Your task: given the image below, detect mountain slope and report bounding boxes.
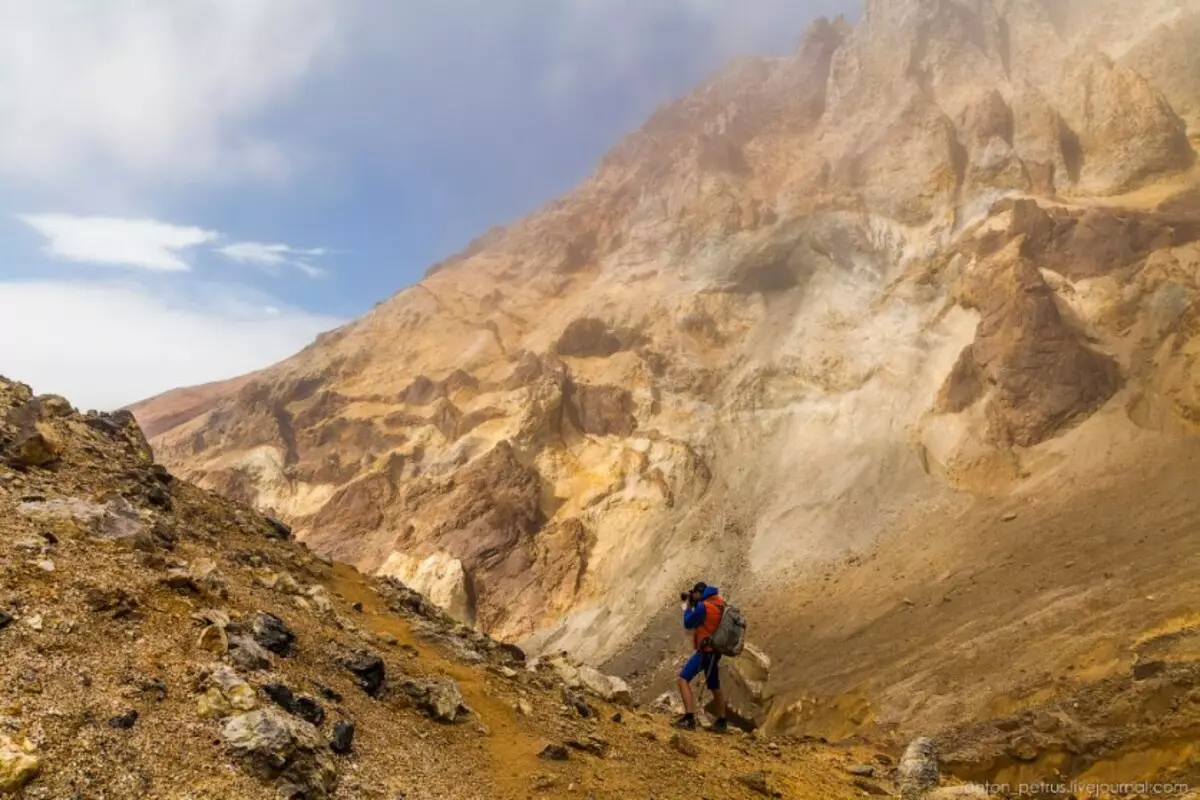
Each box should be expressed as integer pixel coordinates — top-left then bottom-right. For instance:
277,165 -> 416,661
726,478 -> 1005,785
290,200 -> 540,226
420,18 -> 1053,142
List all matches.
0,375 -> 905,799
133,0 -> 1200,771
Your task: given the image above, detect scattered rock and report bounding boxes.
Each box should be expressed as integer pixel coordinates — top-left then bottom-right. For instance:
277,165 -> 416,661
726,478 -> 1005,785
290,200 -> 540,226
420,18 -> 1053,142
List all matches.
736,771 -> 779,797
25,614 -> 43,632
37,395 -> 73,418
34,559 -> 54,572
561,687 -> 595,718
0,611 -> 12,631
107,709 -> 139,729
275,572 -> 303,596
263,683 -> 298,713
316,684 -> 343,703
228,634 -> 273,671
85,587 -> 138,619
0,735 -> 40,793
295,697 -> 326,728
650,692 -> 685,716
164,568 -> 199,593
855,778 -> 892,796
339,651 -> 386,698
222,709 -> 336,798
306,586 -> 334,614
261,682 -> 326,728
610,712 -> 623,724
530,772 -> 561,791
898,737 -> 939,800
197,666 -> 259,719
1002,511 -> 1018,522
251,612 -> 295,656
566,736 -> 610,758
538,744 -> 569,761
330,721 -> 355,755
10,427 -> 60,468
401,678 -> 466,723
669,733 -> 699,758
847,764 -> 876,777
516,699 -> 534,717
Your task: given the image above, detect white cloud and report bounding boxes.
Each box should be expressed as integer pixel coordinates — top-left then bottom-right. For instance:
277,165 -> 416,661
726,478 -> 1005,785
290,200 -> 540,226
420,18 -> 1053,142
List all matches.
216,241 -> 330,278
0,0 -> 345,190
18,213 -> 219,271
0,280 -> 343,410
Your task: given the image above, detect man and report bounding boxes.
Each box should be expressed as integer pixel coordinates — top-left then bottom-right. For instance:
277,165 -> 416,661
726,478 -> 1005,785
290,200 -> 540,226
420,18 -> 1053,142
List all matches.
674,582 -> 728,732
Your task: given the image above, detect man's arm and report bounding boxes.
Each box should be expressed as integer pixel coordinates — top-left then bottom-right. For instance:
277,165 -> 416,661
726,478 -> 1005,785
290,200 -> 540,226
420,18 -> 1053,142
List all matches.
683,602 -> 706,630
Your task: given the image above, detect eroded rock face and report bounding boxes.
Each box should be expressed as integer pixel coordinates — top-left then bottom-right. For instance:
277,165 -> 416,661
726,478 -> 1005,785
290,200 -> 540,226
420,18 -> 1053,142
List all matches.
378,550 -> 473,623
951,239 -> 1123,447
133,0 -> 1199,673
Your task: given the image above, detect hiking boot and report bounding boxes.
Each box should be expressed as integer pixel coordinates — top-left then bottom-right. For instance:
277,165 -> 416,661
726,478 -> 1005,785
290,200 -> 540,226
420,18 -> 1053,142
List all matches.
710,718 -> 729,734
672,714 -> 697,731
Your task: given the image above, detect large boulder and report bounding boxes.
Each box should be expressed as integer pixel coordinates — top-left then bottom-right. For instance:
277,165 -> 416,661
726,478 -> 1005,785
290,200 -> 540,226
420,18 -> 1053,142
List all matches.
222,709 -> 337,799
576,665 -> 633,706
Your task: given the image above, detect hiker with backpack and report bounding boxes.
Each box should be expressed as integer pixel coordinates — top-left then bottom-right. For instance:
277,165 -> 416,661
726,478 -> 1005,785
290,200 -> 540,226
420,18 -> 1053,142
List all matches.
673,581 -> 745,732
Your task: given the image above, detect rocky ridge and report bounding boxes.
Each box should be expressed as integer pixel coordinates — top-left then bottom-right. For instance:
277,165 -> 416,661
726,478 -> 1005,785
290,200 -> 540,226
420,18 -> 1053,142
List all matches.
129,0 -> 1200,789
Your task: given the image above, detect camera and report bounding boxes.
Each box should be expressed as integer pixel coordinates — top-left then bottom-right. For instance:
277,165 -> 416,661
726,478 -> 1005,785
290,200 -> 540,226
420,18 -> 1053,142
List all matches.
679,592 -> 689,602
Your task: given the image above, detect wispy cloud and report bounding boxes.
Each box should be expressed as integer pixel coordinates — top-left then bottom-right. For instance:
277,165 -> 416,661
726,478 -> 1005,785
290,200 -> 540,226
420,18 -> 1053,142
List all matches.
0,1 -> 345,191
0,280 -> 343,410
216,241 -> 331,278
17,213 -> 218,272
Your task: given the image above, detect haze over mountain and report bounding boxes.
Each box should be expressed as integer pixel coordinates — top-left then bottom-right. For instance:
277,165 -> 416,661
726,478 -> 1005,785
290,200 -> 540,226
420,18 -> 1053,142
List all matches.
127,0 -> 1200,788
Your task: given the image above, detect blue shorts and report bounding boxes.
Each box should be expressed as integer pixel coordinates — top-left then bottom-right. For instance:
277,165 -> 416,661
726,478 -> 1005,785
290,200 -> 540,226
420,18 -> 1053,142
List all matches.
679,651 -> 721,690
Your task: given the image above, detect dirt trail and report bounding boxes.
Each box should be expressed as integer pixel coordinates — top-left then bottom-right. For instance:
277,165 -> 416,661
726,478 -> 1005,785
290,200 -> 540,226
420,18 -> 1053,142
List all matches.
328,563 -> 543,798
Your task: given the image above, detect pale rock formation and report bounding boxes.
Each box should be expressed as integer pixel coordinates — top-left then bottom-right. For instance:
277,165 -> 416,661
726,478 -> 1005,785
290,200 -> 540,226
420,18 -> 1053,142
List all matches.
378,550 -> 473,623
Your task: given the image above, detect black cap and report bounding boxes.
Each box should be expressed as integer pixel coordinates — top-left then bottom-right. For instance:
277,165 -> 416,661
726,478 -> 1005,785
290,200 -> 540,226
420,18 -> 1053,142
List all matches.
691,582 -> 708,594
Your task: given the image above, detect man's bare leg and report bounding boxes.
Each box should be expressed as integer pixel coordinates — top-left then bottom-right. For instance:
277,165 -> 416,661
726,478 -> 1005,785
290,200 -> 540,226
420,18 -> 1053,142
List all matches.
712,688 -> 727,719
677,676 -> 696,714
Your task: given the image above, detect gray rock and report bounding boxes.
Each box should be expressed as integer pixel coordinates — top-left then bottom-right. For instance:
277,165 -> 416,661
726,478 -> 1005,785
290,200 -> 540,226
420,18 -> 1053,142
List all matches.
401,678 -> 465,723
228,634 -> 273,671
222,708 -> 337,798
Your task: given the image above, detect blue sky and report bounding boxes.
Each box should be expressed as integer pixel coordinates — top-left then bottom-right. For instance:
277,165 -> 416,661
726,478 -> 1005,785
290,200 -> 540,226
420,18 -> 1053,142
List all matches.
0,0 -> 854,410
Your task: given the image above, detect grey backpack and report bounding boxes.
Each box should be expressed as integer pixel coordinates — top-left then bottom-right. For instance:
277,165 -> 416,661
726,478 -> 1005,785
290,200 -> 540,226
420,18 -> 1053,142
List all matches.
708,601 -> 747,657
